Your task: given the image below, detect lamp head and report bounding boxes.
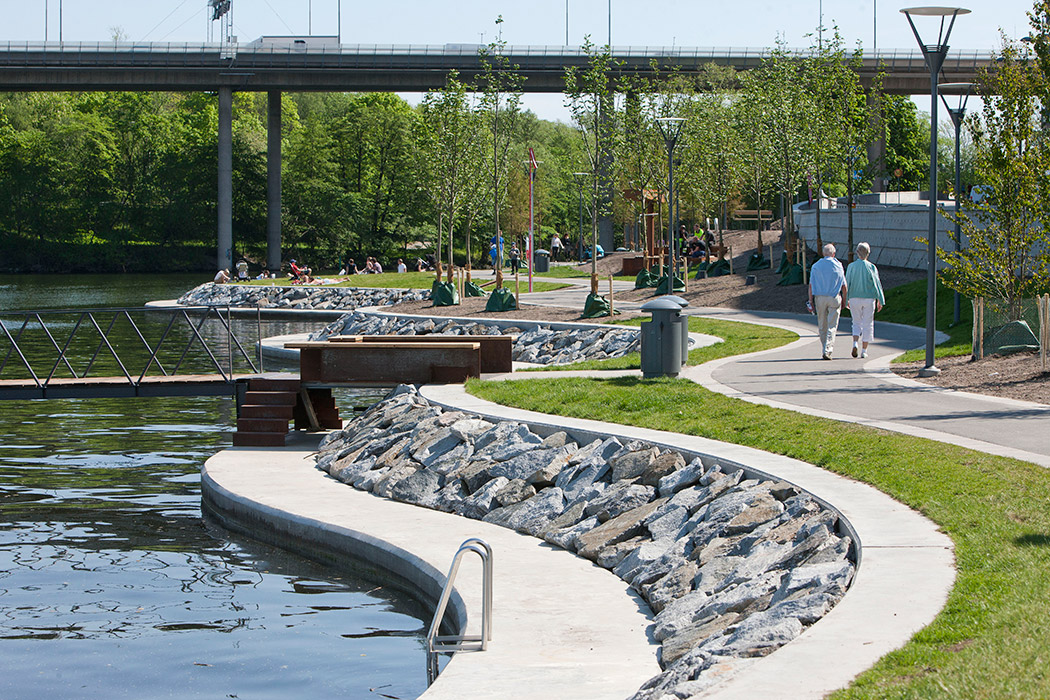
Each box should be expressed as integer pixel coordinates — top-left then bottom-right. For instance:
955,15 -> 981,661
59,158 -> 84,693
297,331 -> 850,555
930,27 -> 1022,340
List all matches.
655,117 -> 686,147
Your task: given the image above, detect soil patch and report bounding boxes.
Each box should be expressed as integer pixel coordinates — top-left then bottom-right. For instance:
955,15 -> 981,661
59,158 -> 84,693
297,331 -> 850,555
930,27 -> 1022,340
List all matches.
891,352 -> 1050,405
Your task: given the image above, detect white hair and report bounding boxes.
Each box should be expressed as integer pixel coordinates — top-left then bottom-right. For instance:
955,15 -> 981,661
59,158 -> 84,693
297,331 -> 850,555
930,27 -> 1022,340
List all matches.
822,243 -> 836,257
856,242 -> 870,259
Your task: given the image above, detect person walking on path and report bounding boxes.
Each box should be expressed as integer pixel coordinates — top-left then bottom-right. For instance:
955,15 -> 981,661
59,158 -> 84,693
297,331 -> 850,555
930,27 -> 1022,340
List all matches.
845,242 -> 886,359
551,234 -> 563,262
808,243 -> 848,360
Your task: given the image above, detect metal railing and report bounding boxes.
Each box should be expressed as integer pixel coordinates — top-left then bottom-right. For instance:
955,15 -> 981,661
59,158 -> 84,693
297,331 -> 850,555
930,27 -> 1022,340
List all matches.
0,305 -> 259,390
426,538 -> 492,685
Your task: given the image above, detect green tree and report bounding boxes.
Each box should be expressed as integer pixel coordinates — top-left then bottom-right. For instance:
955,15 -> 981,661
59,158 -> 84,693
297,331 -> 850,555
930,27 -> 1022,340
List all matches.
565,36 -> 621,294
477,16 -> 525,288
940,37 -> 1050,318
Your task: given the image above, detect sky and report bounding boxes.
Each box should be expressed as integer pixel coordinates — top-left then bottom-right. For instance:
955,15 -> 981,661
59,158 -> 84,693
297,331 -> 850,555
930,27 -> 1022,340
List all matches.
0,0 -> 1038,121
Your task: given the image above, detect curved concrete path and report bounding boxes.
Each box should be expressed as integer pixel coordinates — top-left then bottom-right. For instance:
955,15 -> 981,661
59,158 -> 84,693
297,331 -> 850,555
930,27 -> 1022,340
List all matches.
202,438 -> 661,700
522,278 -> 1049,466
680,308 -> 1050,468
421,384 -> 953,700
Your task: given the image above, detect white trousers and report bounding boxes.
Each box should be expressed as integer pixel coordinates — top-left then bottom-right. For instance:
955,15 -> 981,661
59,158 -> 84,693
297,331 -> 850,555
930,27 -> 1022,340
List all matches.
848,297 -> 876,343
814,295 -> 841,355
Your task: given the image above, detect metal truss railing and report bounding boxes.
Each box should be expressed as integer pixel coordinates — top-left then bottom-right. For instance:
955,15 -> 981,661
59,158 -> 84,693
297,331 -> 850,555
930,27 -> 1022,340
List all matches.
0,305 -> 258,390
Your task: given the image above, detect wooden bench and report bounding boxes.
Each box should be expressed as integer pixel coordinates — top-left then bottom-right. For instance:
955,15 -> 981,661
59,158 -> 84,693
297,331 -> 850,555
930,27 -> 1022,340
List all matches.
328,334 -> 514,373
732,209 -> 774,222
285,340 -> 482,385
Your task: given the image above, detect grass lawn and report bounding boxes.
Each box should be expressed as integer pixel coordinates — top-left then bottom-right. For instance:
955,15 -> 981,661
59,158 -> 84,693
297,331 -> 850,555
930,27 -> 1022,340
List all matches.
874,278 -> 973,362
238,271 -> 570,293
468,368 -> 1050,698
524,315 -> 798,371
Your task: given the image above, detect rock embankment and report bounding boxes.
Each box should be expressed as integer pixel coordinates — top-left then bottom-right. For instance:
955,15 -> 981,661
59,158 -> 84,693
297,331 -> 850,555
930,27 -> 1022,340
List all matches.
314,386 -> 855,698
177,283 -> 429,310
313,311 -> 641,366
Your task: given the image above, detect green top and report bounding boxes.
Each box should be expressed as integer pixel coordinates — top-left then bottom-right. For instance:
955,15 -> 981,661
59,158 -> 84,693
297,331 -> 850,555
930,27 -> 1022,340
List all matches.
845,259 -> 885,304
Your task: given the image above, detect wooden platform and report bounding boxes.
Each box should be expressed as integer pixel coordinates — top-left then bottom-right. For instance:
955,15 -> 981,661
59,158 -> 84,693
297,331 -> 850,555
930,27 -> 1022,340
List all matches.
286,339 -> 483,385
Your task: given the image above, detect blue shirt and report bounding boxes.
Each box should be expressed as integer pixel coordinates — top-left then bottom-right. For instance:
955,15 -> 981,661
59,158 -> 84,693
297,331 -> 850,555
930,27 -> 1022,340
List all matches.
809,256 -> 846,297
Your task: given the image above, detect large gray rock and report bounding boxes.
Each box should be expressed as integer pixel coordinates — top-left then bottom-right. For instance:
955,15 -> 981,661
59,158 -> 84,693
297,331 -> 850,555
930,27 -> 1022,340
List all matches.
577,499 -> 668,561
660,613 -> 741,666
506,487 -> 567,536
585,482 -> 657,522
454,476 -> 510,519
643,560 -> 699,613
490,445 -> 574,482
544,514 -> 600,551
610,447 -> 660,481
390,469 -> 443,508
494,479 -> 536,507
641,451 -> 686,488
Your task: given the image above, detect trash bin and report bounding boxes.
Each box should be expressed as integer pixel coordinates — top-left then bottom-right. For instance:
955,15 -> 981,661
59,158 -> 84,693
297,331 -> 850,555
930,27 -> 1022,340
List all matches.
534,249 -> 550,273
640,297 -> 683,377
662,294 -> 691,366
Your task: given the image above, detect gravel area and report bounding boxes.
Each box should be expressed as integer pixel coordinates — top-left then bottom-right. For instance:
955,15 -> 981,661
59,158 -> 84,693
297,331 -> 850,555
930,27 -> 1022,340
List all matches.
385,296 -> 644,324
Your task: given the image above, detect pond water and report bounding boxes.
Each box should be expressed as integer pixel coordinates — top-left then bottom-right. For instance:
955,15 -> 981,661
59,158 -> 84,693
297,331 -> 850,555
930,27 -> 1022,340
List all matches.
0,274 -> 430,700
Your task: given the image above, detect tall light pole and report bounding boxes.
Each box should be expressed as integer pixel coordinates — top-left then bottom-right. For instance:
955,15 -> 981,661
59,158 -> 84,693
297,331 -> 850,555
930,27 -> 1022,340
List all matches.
656,117 -> 686,289
901,6 -> 970,377
939,81 -> 973,326
574,172 -> 588,263
566,0 -> 569,46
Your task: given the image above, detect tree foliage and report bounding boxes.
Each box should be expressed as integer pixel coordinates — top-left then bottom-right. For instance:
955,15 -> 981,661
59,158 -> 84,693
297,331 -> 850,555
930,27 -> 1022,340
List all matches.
940,37 -> 1050,315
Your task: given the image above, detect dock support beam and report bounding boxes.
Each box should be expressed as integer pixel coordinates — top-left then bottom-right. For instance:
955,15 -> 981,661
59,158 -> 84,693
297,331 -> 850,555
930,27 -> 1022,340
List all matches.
267,90 -> 283,273
218,86 -> 234,271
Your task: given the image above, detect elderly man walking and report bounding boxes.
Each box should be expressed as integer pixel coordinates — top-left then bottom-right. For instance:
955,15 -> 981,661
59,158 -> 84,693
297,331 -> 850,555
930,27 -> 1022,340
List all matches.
808,243 -> 848,360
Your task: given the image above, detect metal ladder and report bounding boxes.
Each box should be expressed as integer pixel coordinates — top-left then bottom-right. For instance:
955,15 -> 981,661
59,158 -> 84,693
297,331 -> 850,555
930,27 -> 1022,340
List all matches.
426,538 -> 493,684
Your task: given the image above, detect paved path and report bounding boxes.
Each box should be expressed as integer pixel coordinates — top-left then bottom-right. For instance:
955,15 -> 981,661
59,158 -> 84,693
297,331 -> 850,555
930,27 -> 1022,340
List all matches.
522,279 -> 1050,467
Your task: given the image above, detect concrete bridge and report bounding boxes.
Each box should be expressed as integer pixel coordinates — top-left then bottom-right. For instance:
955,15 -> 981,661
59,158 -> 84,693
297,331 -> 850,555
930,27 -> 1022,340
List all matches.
0,40 -> 996,270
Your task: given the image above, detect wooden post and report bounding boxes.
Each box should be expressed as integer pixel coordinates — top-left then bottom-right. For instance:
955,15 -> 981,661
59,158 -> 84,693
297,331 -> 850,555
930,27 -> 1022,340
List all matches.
728,246 -> 734,275
515,270 -> 520,308
682,257 -> 688,294
608,274 -> 614,315
768,244 -> 774,269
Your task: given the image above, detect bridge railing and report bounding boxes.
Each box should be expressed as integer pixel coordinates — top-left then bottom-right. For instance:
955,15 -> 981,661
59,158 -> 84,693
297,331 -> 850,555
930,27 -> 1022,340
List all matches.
0,305 -> 259,390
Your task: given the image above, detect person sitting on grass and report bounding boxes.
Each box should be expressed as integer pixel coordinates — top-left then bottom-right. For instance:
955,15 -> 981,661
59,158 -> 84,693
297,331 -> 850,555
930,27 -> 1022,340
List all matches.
213,268 -> 230,284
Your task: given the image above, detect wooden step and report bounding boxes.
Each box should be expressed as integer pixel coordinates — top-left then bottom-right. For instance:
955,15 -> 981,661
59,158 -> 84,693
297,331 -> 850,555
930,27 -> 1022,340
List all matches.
237,417 -> 291,433
248,377 -> 301,392
241,404 -> 295,419
244,390 -> 297,406
233,431 -> 287,447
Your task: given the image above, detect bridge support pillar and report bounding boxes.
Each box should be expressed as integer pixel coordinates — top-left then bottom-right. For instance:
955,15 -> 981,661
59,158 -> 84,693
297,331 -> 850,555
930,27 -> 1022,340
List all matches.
218,86 -> 234,271
267,91 -> 283,273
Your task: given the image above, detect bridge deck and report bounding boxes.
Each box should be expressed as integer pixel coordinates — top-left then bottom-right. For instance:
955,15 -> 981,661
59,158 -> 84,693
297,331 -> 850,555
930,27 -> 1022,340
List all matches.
0,374 -> 256,400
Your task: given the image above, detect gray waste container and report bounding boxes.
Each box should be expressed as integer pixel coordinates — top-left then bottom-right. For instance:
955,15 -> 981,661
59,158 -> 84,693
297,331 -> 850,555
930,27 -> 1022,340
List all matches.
662,294 -> 691,365
640,297 -> 683,377
534,249 -> 550,273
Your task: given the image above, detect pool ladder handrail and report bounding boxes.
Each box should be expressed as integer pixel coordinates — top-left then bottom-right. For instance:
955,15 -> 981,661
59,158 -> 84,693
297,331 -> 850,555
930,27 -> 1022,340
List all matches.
426,538 -> 492,682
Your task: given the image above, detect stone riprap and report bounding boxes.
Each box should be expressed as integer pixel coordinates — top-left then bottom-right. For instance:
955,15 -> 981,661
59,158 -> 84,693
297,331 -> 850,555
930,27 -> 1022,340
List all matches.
311,311 -> 642,366
314,386 -> 855,699
177,283 -> 430,310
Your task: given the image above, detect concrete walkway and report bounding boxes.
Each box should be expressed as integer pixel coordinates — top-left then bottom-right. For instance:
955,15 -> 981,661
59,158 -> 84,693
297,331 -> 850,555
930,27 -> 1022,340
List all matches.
523,278 -> 1050,467
202,438 -> 663,700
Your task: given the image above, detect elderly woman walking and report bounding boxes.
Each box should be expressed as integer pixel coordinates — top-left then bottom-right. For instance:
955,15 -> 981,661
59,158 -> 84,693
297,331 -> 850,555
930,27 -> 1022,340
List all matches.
845,242 -> 886,359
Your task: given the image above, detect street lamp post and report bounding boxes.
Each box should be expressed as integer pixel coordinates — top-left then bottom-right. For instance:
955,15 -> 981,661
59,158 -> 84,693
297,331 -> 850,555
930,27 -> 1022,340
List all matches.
656,117 -> 686,290
901,6 -> 970,377
939,81 -> 974,326
573,172 -> 588,263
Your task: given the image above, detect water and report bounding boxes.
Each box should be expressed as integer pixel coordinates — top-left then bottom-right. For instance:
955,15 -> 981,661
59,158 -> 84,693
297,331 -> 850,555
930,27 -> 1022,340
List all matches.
0,274 -> 429,700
